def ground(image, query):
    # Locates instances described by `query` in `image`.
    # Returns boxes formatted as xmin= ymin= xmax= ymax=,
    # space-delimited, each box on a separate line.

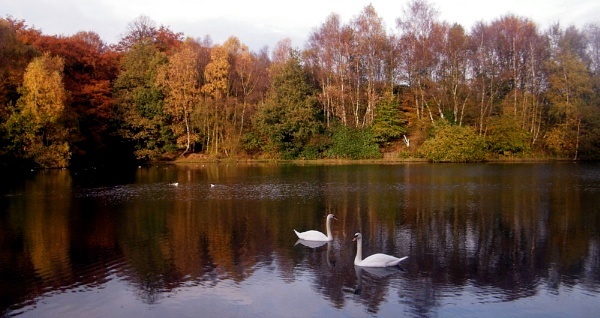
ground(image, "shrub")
xmin=326 ymin=126 xmax=382 ymax=159
xmin=418 ymin=121 xmax=486 ymax=162
xmin=486 ymin=115 xmax=531 ymax=155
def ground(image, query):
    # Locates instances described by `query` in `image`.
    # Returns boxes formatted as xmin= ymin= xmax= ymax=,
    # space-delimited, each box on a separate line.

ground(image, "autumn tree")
xmin=221 ymin=37 xmax=252 ymax=155
xmin=305 ymin=14 xmax=352 ymax=127
xmin=438 ymin=23 xmax=470 ymax=125
xmin=520 ymin=22 xmax=548 ymax=146
xmin=200 ymin=44 xmax=230 ymax=155
xmin=350 ymin=4 xmax=390 ymax=127
xmin=545 ymin=25 xmax=593 ymax=159
xmin=116 ymin=15 xmax=183 ymax=54
xmin=0 ymin=18 xmax=39 ymax=165
xmin=1 ymin=18 xmax=126 ymax=166
xmin=579 ymin=23 xmax=600 ymax=158
xmin=487 ymin=16 xmax=547 ymax=150
xmin=306 ymin=5 xmax=392 ymax=130
xmin=224 ymin=37 xmax=267 ymax=142
xmin=0 ymin=18 xmax=38 ymax=117
xmin=586 ymin=23 xmax=600 ymax=77
xmin=67 ymin=31 xmax=121 ymax=164
xmin=6 ymin=53 xmax=72 ymax=167
xmin=157 ymin=38 xmax=201 ymax=155
xmin=396 ymin=0 xmax=444 ymax=123
xmin=26 ymin=31 xmax=123 ymax=164
xmin=469 ymin=21 xmax=503 ymax=134
xmin=271 ymin=38 xmax=292 ymax=71
xmin=467 ymin=16 xmax=548 ymax=154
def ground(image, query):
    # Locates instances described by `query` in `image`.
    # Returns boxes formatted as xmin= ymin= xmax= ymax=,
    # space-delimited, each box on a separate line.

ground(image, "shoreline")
xmin=169 ymin=155 xmax=579 ymax=166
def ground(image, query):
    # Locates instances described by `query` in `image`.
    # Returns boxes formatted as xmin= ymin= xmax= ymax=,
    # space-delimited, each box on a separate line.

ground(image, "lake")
xmin=1 ymin=162 xmax=599 ymax=317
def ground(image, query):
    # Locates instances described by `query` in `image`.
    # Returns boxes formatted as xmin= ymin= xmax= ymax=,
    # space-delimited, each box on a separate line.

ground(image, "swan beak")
xmin=352 ymin=237 xmax=357 ymax=241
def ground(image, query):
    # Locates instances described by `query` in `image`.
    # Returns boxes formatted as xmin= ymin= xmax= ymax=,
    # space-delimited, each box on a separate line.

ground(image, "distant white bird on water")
xmin=294 ymin=214 xmax=336 ymax=241
xmin=210 ymin=183 xmax=215 ymax=188
xmin=169 ymin=182 xmax=179 ymax=186
xmin=353 ymin=233 xmax=408 ymax=268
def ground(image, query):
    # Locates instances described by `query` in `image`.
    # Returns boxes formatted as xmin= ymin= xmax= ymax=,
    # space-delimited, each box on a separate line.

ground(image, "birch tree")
xmin=225 ymin=37 xmax=262 ymax=139
xmin=440 ymin=23 xmax=470 ymax=125
xmin=157 ymin=39 xmax=201 ymax=155
xmin=396 ymin=0 xmax=443 ymax=123
xmin=201 ymin=44 xmax=230 ymax=154
xmin=305 ymin=15 xmax=356 ymax=127
xmin=351 ymin=4 xmax=389 ymax=127
xmin=545 ymin=25 xmax=593 ymax=159
xmin=469 ymin=21 xmax=502 ymax=135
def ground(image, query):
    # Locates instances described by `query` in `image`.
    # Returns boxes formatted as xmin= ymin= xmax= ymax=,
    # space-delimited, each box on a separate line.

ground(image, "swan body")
xmin=294 ymin=214 xmax=336 ymax=241
xmin=353 ymin=233 xmax=408 ymax=267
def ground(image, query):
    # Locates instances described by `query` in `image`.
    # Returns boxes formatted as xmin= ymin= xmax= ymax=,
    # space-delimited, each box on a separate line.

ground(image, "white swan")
xmin=294 ymin=214 xmax=336 ymax=241
xmin=353 ymin=233 xmax=408 ymax=267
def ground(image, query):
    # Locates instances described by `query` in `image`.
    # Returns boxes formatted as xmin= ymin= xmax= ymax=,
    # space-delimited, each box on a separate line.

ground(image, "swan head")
xmin=326 ymin=214 xmax=337 ymax=220
xmin=353 ymin=233 xmax=362 ymax=241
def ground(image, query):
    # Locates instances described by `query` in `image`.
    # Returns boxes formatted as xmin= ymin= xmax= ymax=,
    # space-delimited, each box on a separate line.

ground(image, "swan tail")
xmin=387 ymin=256 xmax=408 ymax=267
xmin=294 ymin=229 xmax=302 ymax=239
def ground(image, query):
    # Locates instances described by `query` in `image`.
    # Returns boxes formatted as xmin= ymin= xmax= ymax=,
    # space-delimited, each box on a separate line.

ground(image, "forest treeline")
xmin=1 ymin=0 xmax=600 ymax=168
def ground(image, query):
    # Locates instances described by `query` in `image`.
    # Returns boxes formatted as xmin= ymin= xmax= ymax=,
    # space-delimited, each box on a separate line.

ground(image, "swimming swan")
xmin=294 ymin=214 xmax=336 ymax=241
xmin=353 ymin=233 xmax=408 ymax=267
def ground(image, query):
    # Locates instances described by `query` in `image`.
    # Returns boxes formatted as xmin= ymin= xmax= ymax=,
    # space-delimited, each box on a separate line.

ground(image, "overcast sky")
xmin=2 ymin=0 xmax=599 ymax=52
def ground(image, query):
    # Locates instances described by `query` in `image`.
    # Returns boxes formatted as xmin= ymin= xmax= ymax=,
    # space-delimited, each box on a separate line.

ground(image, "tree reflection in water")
xmin=1 ymin=163 xmax=599 ymax=317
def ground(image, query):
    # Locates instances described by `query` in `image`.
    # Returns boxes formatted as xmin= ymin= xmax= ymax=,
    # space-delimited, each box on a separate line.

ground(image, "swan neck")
xmin=326 ymin=217 xmax=333 ymax=240
xmin=354 ymin=238 xmax=362 ymax=264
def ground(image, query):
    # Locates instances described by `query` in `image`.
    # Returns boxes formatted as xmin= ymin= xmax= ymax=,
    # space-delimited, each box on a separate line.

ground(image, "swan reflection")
xmin=295 ymin=239 xmax=328 ymax=248
xmin=294 ymin=240 xmax=336 ymax=266
xmin=353 ymin=264 xmax=404 ymax=295
xmin=360 ymin=265 xmax=404 ymax=278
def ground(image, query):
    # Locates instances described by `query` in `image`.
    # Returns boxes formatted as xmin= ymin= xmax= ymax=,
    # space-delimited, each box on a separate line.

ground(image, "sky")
xmin=2 ymin=0 xmax=599 ymax=52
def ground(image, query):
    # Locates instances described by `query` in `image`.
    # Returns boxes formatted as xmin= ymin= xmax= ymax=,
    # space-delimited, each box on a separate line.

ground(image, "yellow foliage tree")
xmin=7 ymin=52 xmax=72 ymax=167
xmin=157 ymin=39 xmax=201 ymax=155
xmin=21 ymin=52 xmax=66 ymax=124
xmin=201 ymin=45 xmax=230 ymax=154
xmin=202 ymin=45 xmax=229 ymax=100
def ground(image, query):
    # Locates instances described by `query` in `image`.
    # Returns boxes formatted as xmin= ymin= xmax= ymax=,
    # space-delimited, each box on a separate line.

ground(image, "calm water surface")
xmin=1 ymin=163 xmax=599 ymax=317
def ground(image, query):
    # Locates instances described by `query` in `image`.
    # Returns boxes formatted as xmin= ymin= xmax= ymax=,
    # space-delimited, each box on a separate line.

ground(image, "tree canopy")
xmin=2 ymin=4 xmax=600 ymax=168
